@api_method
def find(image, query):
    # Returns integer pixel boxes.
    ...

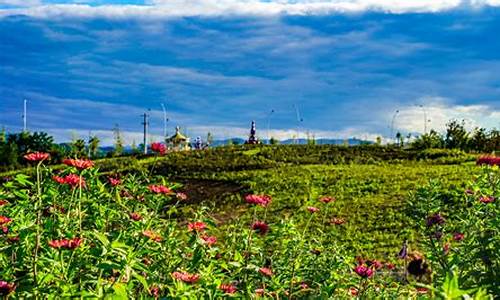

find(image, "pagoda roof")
[167,126,188,142]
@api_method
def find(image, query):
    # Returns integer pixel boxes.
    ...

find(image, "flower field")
[0,147,498,298]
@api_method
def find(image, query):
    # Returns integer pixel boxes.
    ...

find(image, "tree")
[113,124,124,157]
[0,127,5,144]
[411,130,444,150]
[88,135,100,158]
[470,127,487,152]
[206,132,213,147]
[269,137,279,145]
[445,119,469,150]
[71,139,86,158]
[395,132,403,147]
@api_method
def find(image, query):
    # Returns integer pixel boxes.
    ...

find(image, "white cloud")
[1,0,499,19]
[393,96,500,135]
[0,0,41,6]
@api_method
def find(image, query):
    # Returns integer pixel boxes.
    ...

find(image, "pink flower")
[353,265,373,278]
[63,158,94,170]
[479,196,495,203]
[219,283,237,294]
[148,185,172,194]
[176,192,188,201]
[108,177,121,186]
[201,235,217,246]
[48,237,83,250]
[366,259,383,270]
[151,142,167,155]
[188,221,207,232]
[0,281,16,296]
[245,194,272,207]
[251,221,269,235]
[171,271,200,284]
[255,288,265,297]
[320,196,335,203]
[259,267,273,277]
[149,286,160,298]
[300,282,309,289]
[330,217,346,225]
[0,216,12,226]
[453,232,464,241]
[129,212,142,221]
[24,152,50,162]
[142,230,162,242]
[307,206,319,213]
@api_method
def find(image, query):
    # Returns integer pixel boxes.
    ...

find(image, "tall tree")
[445,119,469,150]
[88,135,100,158]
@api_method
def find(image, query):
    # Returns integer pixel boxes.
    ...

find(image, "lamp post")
[22,99,27,132]
[267,109,274,144]
[390,109,399,143]
[160,103,168,140]
[419,104,427,135]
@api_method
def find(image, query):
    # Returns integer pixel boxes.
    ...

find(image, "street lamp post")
[419,104,427,135]
[390,109,399,143]
[267,109,274,144]
[160,103,168,141]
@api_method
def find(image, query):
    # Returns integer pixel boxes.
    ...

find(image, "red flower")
[259,267,273,277]
[48,237,83,250]
[476,155,500,166]
[353,265,373,278]
[245,194,272,207]
[52,175,66,184]
[251,221,269,235]
[366,259,383,270]
[201,235,217,246]
[385,263,396,270]
[443,243,450,255]
[108,177,121,187]
[148,185,172,194]
[176,192,188,201]
[151,142,167,155]
[129,212,142,221]
[0,216,12,226]
[63,174,85,188]
[142,230,162,242]
[2,227,8,234]
[479,196,495,203]
[24,152,50,162]
[307,206,319,213]
[330,217,346,225]
[416,287,429,294]
[0,281,16,296]
[7,235,19,243]
[149,286,160,298]
[453,232,464,241]
[349,287,358,296]
[219,283,237,294]
[188,221,207,232]
[320,196,335,203]
[63,158,94,170]
[0,200,8,206]
[171,271,200,284]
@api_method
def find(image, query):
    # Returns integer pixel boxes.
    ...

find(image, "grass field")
[0,146,497,298]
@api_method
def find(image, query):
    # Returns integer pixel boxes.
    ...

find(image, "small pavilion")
[245,120,260,144]
[167,126,191,151]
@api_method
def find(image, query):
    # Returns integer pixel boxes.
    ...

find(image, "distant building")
[167,126,190,151]
[245,120,260,144]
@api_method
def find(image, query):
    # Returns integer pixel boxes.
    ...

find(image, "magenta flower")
[307,206,319,213]
[426,213,445,227]
[219,283,237,294]
[251,221,269,235]
[353,265,374,278]
[245,194,272,207]
[24,152,50,162]
[479,196,495,204]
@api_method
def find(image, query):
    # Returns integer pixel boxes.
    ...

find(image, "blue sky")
[1,0,500,145]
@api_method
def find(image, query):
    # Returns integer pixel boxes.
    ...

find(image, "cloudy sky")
[1,0,499,145]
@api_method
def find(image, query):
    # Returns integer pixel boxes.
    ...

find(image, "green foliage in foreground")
[0,151,497,298]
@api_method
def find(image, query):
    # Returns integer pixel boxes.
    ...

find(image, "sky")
[0,0,500,145]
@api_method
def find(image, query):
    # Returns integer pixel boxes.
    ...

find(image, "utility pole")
[419,104,427,135]
[22,99,27,132]
[142,111,149,154]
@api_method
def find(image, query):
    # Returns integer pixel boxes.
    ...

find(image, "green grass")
[175,162,478,259]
